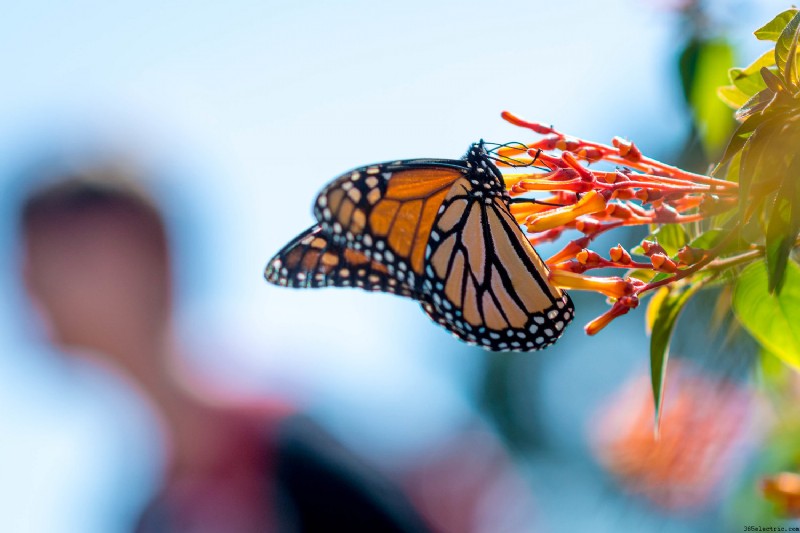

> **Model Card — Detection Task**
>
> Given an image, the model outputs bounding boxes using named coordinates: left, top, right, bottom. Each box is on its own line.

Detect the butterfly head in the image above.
left=467, top=140, right=489, bottom=160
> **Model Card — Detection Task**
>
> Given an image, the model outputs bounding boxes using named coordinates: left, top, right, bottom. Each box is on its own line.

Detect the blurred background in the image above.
left=0, top=1, right=788, bottom=532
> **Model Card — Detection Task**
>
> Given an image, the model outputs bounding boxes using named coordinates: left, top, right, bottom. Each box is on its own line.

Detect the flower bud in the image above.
left=676, top=246, right=705, bottom=266
left=612, top=137, right=642, bottom=162
left=761, top=473, right=800, bottom=518
left=561, top=152, right=596, bottom=182
left=606, top=203, right=633, bottom=220
left=584, top=296, right=638, bottom=335
left=609, top=244, right=632, bottom=265
left=576, top=249, right=603, bottom=266
left=579, top=147, right=603, bottom=162
left=641, top=240, right=667, bottom=257
left=651, top=253, right=678, bottom=273
left=575, top=218, right=602, bottom=235
left=547, top=237, right=590, bottom=264
left=613, top=189, right=636, bottom=200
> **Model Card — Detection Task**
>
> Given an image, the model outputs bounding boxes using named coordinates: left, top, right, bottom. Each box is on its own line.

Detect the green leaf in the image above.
left=627, top=268, right=657, bottom=283
left=689, top=223, right=747, bottom=257
left=687, top=39, right=736, bottom=153
left=652, top=224, right=689, bottom=257
left=645, top=287, right=668, bottom=335
left=730, top=50, right=777, bottom=84
left=649, top=283, right=704, bottom=430
left=755, top=9, right=798, bottom=41
left=766, top=191, right=793, bottom=292
left=723, top=149, right=741, bottom=183
left=733, top=260, right=800, bottom=370
left=688, top=228, right=726, bottom=250
left=678, top=38, right=702, bottom=107
left=715, top=104, right=772, bottom=172
left=717, top=85, right=751, bottom=109
left=738, top=115, right=785, bottom=222
left=774, top=11, right=800, bottom=84
left=735, top=85, right=776, bottom=122
left=730, top=52, right=774, bottom=95
left=765, top=147, right=800, bottom=293
left=758, top=347, right=792, bottom=390
left=778, top=11, right=800, bottom=89
left=718, top=53, right=776, bottom=110
left=712, top=162, right=743, bottom=227
left=761, top=66, right=787, bottom=94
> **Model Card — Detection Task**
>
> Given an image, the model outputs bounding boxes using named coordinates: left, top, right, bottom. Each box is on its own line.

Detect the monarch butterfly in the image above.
left=264, top=142, right=573, bottom=351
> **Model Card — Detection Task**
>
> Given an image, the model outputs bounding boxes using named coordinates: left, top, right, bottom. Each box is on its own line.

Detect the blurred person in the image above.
left=17, top=167, right=433, bottom=533
left=400, top=422, right=540, bottom=533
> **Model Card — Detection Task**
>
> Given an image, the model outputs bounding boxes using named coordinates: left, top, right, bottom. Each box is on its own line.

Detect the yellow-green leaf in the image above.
left=755, top=9, right=798, bottom=41
left=738, top=115, right=785, bottom=222
left=775, top=10, right=800, bottom=85
left=645, top=287, right=669, bottom=335
left=649, top=283, right=703, bottom=429
left=765, top=148, right=800, bottom=293
left=730, top=50, right=777, bottom=81
left=732, top=260, right=800, bottom=370
left=689, top=39, right=737, bottom=153
left=717, top=85, right=751, bottom=109
left=653, top=224, right=689, bottom=257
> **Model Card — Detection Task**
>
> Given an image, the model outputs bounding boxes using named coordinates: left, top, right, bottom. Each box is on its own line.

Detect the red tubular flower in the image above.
left=590, top=362, right=755, bottom=510
left=546, top=237, right=590, bottom=264
left=561, top=152, right=596, bottom=182
left=498, top=110, right=739, bottom=336
left=526, top=190, right=607, bottom=232
left=584, top=296, right=638, bottom=335
left=549, top=270, right=635, bottom=299
left=500, top=110, right=555, bottom=134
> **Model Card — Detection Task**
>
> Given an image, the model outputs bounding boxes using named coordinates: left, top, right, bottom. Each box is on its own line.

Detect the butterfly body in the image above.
left=265, top=142, right=573, bottom=351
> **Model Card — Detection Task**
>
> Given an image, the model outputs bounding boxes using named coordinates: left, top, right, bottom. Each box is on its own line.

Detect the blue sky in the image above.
left=0, top=1, right=774, bottom=531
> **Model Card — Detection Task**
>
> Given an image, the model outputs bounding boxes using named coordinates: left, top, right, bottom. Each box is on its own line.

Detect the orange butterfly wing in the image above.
left=313, top=160, right=468, bottom=287
left=266, top=143, right=573, bottom=352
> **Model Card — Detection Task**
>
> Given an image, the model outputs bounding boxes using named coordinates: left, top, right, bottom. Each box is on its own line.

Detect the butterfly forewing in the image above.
left=312, top=159, right=470, bottom=287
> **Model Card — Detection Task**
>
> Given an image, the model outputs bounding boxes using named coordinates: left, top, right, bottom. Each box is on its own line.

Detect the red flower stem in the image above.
left=556, top=258, right=654, bottom=271
left=500, top=112, right=738, bottom=191
left=599, top=170, right=717, bottom=190
left=602, top=155, right=737, bottom=191
left=599, top=181, right=735, bottom=196
left=543, top=220, right=624, bottom=258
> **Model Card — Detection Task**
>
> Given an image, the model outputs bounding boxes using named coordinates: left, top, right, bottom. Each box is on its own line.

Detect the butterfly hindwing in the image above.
left=264, top=225, right=415, bottom=297
left=419, top=146, right=574, bottom=351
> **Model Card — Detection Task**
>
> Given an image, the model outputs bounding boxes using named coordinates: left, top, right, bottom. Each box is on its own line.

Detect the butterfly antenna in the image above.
left=508, top=197, right=567, bottom=207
